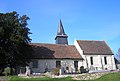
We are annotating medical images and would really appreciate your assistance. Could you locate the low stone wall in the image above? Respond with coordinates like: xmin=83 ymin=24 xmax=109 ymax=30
xmin=18 ymin=71 xmax=114 ymax=80
xmin=73 ymin=72 xmax=109 ymax=80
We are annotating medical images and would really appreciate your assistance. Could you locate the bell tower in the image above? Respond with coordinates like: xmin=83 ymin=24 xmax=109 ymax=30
xmin=55 ymin=19 xmax=68 ymax=45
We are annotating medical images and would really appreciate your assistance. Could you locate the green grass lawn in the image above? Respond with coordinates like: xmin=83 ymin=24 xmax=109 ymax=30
xmin=7 ymin=72 xmax=120 ymax=81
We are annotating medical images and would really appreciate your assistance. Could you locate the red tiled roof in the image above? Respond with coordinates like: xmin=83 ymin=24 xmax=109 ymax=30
xmin=77 ymin=40 xmax=113 ymax=55
xmin=30 ymin=43 xmax=83 ymax=59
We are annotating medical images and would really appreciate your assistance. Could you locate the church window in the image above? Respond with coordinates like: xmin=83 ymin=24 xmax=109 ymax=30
xmin=90 ymin=57 xmax=93 ymax=65
xmin=104 ymin=57 xmax=107 ymax=65
xmin=56 ymin=61 xmax=61 ymax=68
xmin=74 ymin=61 xmax=78 ymax=68
xmin=74 ymin=61 xmax=78 ymax=72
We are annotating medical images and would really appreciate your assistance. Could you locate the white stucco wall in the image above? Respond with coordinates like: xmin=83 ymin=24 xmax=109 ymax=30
xmin=74 ymin=39 xmax=84 ymax=57
xmin=28 ymin=55 xmax=115 ymax=73
xmin=84 ymin=55 xmax=116 ymax=70
xmin=29 ymin=59 xmax=56 ymax=73
xmin=61 ymin=60 xmax=83 ymax=73
xmin=111 ymin=55 xmax=116 ymax=70
xmin=29 ymin=59 xmax=83 ymax=73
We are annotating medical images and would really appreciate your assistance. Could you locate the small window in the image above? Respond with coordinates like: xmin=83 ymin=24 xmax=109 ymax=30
xmin=32 ymin=60 xmax=38 ymax=68
xmin=90 ymin=57 xmax=93 ymax=65
xmin=104 ymin=57 xmax=107 ymax=65
xmin=56 ymin=61 xmax=61 ymax=68
xmin=74 ymin=61 xmax=78 ymax=68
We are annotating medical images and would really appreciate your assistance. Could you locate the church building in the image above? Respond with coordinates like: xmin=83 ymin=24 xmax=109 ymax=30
xmin=28 ymin=20 xmax=116 ymax=74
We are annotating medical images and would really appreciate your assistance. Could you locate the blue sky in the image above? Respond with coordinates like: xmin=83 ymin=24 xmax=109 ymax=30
xmin=1 ymin=0 xmax=120 ymax=57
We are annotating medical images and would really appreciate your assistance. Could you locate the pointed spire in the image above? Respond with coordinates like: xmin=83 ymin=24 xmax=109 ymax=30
xmin=57 ymin=19 xmax=66 ymax=35
xmin=55 ymin=19 xmax=68 ymax=45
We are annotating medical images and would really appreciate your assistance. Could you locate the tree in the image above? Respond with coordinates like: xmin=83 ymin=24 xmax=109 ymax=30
xmin=0 ymin=11 xmax=33 ymax=75
xmin=115 ymin=48 xmax=120 ymax=61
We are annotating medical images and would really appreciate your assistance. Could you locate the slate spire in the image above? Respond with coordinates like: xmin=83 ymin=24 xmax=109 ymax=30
xmin=57 ymin=19 xmax=66 ymax=35
xmin=55 ymin=19 xmax=68 ymax=45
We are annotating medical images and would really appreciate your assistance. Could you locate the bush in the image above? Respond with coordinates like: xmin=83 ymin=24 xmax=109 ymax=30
xmin=80 ymin=66 xmax=86 ymax=73
xmin=51 ymin=68 xmax=60 ymax=76
xmin=80 ymin=66 xmax=89 ymax=73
